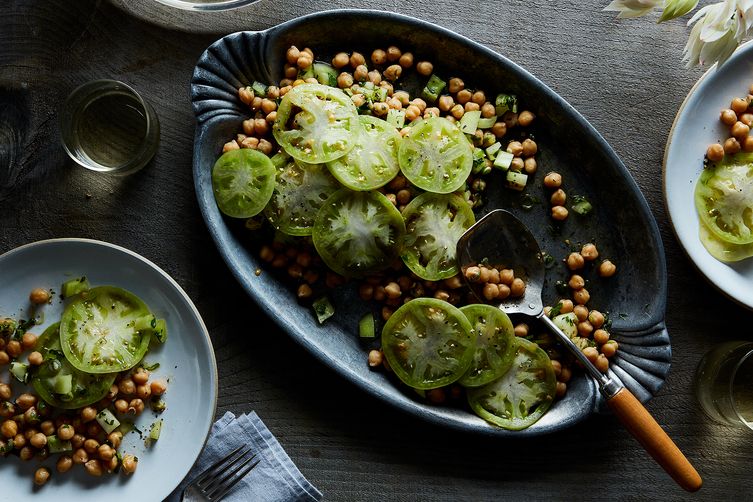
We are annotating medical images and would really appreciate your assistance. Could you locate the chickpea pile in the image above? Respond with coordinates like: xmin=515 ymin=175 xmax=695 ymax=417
xmin=706 ymin=85 xmax=753 ymax=162
xmin=463 ymin=265 xmax=526 ymax=301
xmin=0 ymin=291 xmax=168 ymax=487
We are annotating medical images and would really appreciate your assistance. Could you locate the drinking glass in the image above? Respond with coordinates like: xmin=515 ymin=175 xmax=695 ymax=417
xmin=695 ymin=341 xmax=753 ymax=430
xmin=59 ymin=80 xmax=160 ymax=176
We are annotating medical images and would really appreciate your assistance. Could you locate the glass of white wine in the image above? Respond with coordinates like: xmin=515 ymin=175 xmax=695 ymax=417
xmin=695 ymin=341 xmax=753 ymax=430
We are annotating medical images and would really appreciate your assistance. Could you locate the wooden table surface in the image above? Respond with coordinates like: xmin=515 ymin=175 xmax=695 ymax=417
xmin=2 ymin=0 xmax=752 ymax=500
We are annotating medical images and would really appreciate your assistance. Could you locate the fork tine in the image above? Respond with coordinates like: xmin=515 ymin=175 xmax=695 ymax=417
xmin=202 ymin=449 xmax=256 ymax=493
xmin=194 ymin=445 xmax=250 ymax=487
xmin=208 ymin=457 xmax=261 ymax=501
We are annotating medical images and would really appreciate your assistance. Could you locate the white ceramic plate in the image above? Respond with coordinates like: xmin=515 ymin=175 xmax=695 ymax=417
xmin=664 ymin=41 xmax=753 ymax=310
xmin=0 ymin=239 xmax=217 ymax=500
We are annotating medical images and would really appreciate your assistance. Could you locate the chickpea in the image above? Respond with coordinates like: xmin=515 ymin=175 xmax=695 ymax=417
xmin=464 ymin=102 xmax=480 ymax=112
xmin=27 ymin=351 xmax=43 ymax=366
xmin=13 ymin=433 xmax=25 ymax=449
xmin=384 ymin=64 xmax=402 ymax=81
xmin=502 ymin=111 xmax=519 ymax=128
xmin=491 ymin=121 xmax=507 ymax=138
xmin=427 ymin=388 xmax=446 ymax=404
xmin=370 ymin=48 xmax=386 ymax=65
xmin=568 ymin=274 xmax=585 ymax=290
xmin=0 ymin=383 xmax=10 ymax=401
xmin=602 ymin=340 xmax=619 ymax=358
xmin=128 ymin=399 xmax=145 ymax=415
xmin=85 ymin=459 xmax=103 ymax=477
xmin=521 ymin=138 xmax=537 ymax=157
xmin=543 ymin=172 xmax=562 ymax=189
xmin=57 ymin=424 xmax=74 ymax=441
xmin=744 ymin=135 xmax=753 ymax=152
xmin=285 ymin=46 xmax=300 ymax=64
xmin=222 ymin=140 xmax=239 ymax=153
xmin=0 ymin=401 xmax=14 ymax=418
xmin=594 ymin=329 xmax=610 ymax=345
xmin=238 ymin=86 xmax=254 ymax=105
xmin=481 ymin=102 xmax=496 ymax=118
xmin=15 ymin=393 xmax=36 ymax=410
xmin=577 ymin=321 xmax=594 ymax=337
xmin=560 ymin=366 xmax=572 ymax=383
xmin=487 ymin=268 xmax=500 ymax=284
xmin=372 ymin=102 xmax=389 ymax=116
xmin=40 ymin=420 xmax=55 ymax=436
xmin=595 ymin=354 xmax=610 ymax=373
xmin=29 ymin=287 xmax=50 ymax=305
xmin=510 ymin=278 xmax=526 ymax=297
xmin=558 ymin=299 xmax=574 ymax=314
xmin=416 ymin=61 xmax=433 ymax=76
xmin=73 ymin=448 xmax=88 ymax=464
xmin=741 ymin=112 xmax=753 ymax=126
xmin=448 ymin=77 xmax=464 ymax=94
xmin=497 ymin=284 xmax=511 ymax=300
xmin=506 ymin=141 xmax=523 ymax=156
xmin=131 ymin=368 xmax=149 ymax=385
xmin=732 ymin=121 xmax=750 ymax=139
xmin=296 ymin=284 xmax=313 ymax=300
xmin=720 ymin=108 xmax=738 ymax=125
xmin=588 ymin=310 xmax=605 ymax=329
xmin=283 ymin=65 xmax=297 ymax=80
xmin=367 ymin=70 xmax=382 ymax=85
xmin=107 ymin=431 xmax=123 ymax=449
xmin=6 ymin=340 xmax=21 ymax=358
xmin=254 ymin=118 xmax=268 ymax=136
xmin=1 ymin=419 xmax=17 ymax=438
xmin=509 ymin=157 xmax=524 ymax=172
xmin=71 ymin=434 xmax=85 ymax=449
xmin=119 ymin=378 xmax=136 ymax=396
xmin=551 ymin=359 xmax=562 ymax=377
xmin=34 ymin=467 xmax=50 ymax=486
xmin=384 ymin=282 xmax=402 ymax=299
xmin=478 ymin=266 xmax=491 ymax=283
xmin=556 ymin=381 xmax=567 ymax=398
xmin=514 ymin=323 xmax=529 ymax=337
xmin=30 ymin=432 xmax=47 ymax=449
xmin=434 ymin=290 xmax=450 ymax=302
xmin=724 ymin=137 xmax=741 ymax=155
xmin=456 ymin=89 xmax=472 ymax=104
xmin=114 ymin=399 xmax=128 ymax=414
xmin=450 ymin=104 xmax=465 ymax=119
xmin=353 ymin=64 xmax=368 ymax=82
xmin=524 ymin=157 xmax=538 ymax=174
xmin=550 ymin=189 xmax=567 ymax=206
xmin=573 ymin=305 xmax=589 ymax=321
xmin=581 ymin=243 xmax=599 ymax=261
xmin=368 ymin=350 xmax=383 ymax=368
xmin=24 ymin=406 xmax=40 ymax=425
xmin=260 ymin=98 xmax=277 ymax=115
xmin=599 ymin=260 xmax=617 ymax=277
xmin=84 ymin=439 xmax=100 ymax=455
xmin=81 ymin=406 xmax=97 ymax=423
xmin=573 ymin=288 xmax=590 ymax=305
xmin=464 ymin=266 xmax=481 ymax=282
xmin=98 ymin=443 xmax=115 ymax=461
xmin=731 ymin=97 xmax=749 ymax=115
xmin=405 ymin=104 xmax=421 ymax=122
xmin=551 ymin=206 xmax=569 ymax=221
xmin=398 ymin=52 xmax=414 ymax=68
xmin=566 ymin=252 xmax=585 ymax=271
xmin=258 ymin=139 xmax=274 ymax=156
xmin=332 ymin=52 xmax=349 ymax=68
xmin=296 ymin=52 xmax=313 ymax=69
xmin=136 ymin=384 xmax=152 ymax=401
xmin=349 ymin=51 xmax=365 ymax=68
xmin=482 ymin=283 xmax=499 ymax=301
xmin=518 ymin=110 xmax=535 ymax=127
xmin=583 ymin=346 xmax=599 ymax=363
xmin=498 ymin=269 xmax=514 ymax=285
xmin=57 ymin=455 xmax=73 ymax=473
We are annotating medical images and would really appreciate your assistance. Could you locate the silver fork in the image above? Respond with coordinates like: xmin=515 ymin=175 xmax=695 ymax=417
xmin=182 ymin=445 xmax=260 ymax=502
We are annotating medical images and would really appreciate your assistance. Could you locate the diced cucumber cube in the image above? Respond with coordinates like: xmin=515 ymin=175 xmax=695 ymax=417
xmin=485 ymin=142 xmax=502 ymax=159
xmin=459 ymin=110 xmax=481 ymax=134
xmin=506 ymin=171 xmax=528 ymax=191
xmin=96 ymin=409 xmax=121 ymax=434
xmin=359 ymin=313 xmax=375 ymax=339
xmin=312 ymin=297 xmax=335 ymax=324
xmin=9 ymin=362 xmax=28 ymax=383
xmin=477 ymin=116 xmax=498 ymax=129
xmin=494 ymin=151 xmax=514 ymax=170
xmin=61 ymin=277 xmax=90 ymax=298
xmin=47 ymin=435 xmax=72 ymax=454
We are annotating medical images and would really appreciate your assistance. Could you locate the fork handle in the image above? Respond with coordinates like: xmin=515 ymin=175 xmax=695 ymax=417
xmin=607 ymin=387 xmax=702 ymax=492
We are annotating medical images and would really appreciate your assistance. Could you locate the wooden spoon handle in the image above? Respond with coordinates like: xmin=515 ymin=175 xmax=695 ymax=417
xmin=607 ymin=387 xmax=702 ymax=492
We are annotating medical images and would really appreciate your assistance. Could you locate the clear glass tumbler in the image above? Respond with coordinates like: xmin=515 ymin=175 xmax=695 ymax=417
xmin=59 ymin=80 xmax=160 ymax=176
xmin=695 ymin=341 xmax=753 ymax=430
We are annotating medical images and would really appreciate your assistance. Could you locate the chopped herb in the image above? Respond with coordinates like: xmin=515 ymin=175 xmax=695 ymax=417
xmin=571 ymin=195 xmax=593 ymax=215
xmin=312 ymin=297 xmax=335 ymax=324
xmin=540 ymin=252 xmax=555 ymax=269
xmin=142 ymin=362 xmax=160 ymax=372
xmin=549 ymin=302 xmax=563 ymax=318
xmin=520 ymin=193 xmax=540 ymax=210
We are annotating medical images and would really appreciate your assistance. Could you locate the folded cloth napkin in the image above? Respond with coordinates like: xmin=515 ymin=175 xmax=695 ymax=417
xmin=168 ymin=411 xmax=322 ymax=502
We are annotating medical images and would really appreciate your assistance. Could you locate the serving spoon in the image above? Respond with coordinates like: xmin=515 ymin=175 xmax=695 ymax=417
xmin=456 ymin=209 xmax=702 ymax=492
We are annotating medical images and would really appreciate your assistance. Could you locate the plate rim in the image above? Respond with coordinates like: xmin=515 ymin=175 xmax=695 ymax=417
xmin=662 ymin=40 xmax=753 ymax=311
xmin=191 ymin=8 xmax=670 ymax=436
xmin=0 ymin=237 xmax=219 ymax=498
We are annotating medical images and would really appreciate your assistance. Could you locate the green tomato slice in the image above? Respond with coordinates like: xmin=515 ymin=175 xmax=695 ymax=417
xmin=401 ymin=192 xmax=475 ymax=280
xmin=382 ymin=298 xmax=475 ymax=390
xmin=699 ymin=217 xmax=753 ymax=262
xmin=398 ymin=116 xmax=473 ymax=194
xmin=458 ymin=304 xmax=516 ymax=388
xmin=273 ymin=83 xmax=361 ymax=163
xmin=31 ymin=323 xmax=117 ymax=409
xmin=264 ymin=153 xmax=341 ymax=236
xmin=695 ymin=154 xmax=753 ymax=245
xmin=467 ymin=338 xmax=556 ymax=430
xmin=212 ymin=148 xmax=276 ymax=219
xmin=60 ymin=286 xmax=153 ymax=374
xmin=326 ymin=115 xmax=401 ymax=191
xmin=313 ymin=189 xmax=405 ymax=277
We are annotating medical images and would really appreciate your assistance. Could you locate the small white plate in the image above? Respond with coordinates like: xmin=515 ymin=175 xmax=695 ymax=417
xmin=0 ymin=239 xmax=217 ymax=500
xmin=664 ymin=41 xmax=753 ymax=310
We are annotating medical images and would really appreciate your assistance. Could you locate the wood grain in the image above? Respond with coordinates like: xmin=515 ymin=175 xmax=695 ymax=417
xmin=2 ymin=0 xmax=753 ymax=500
